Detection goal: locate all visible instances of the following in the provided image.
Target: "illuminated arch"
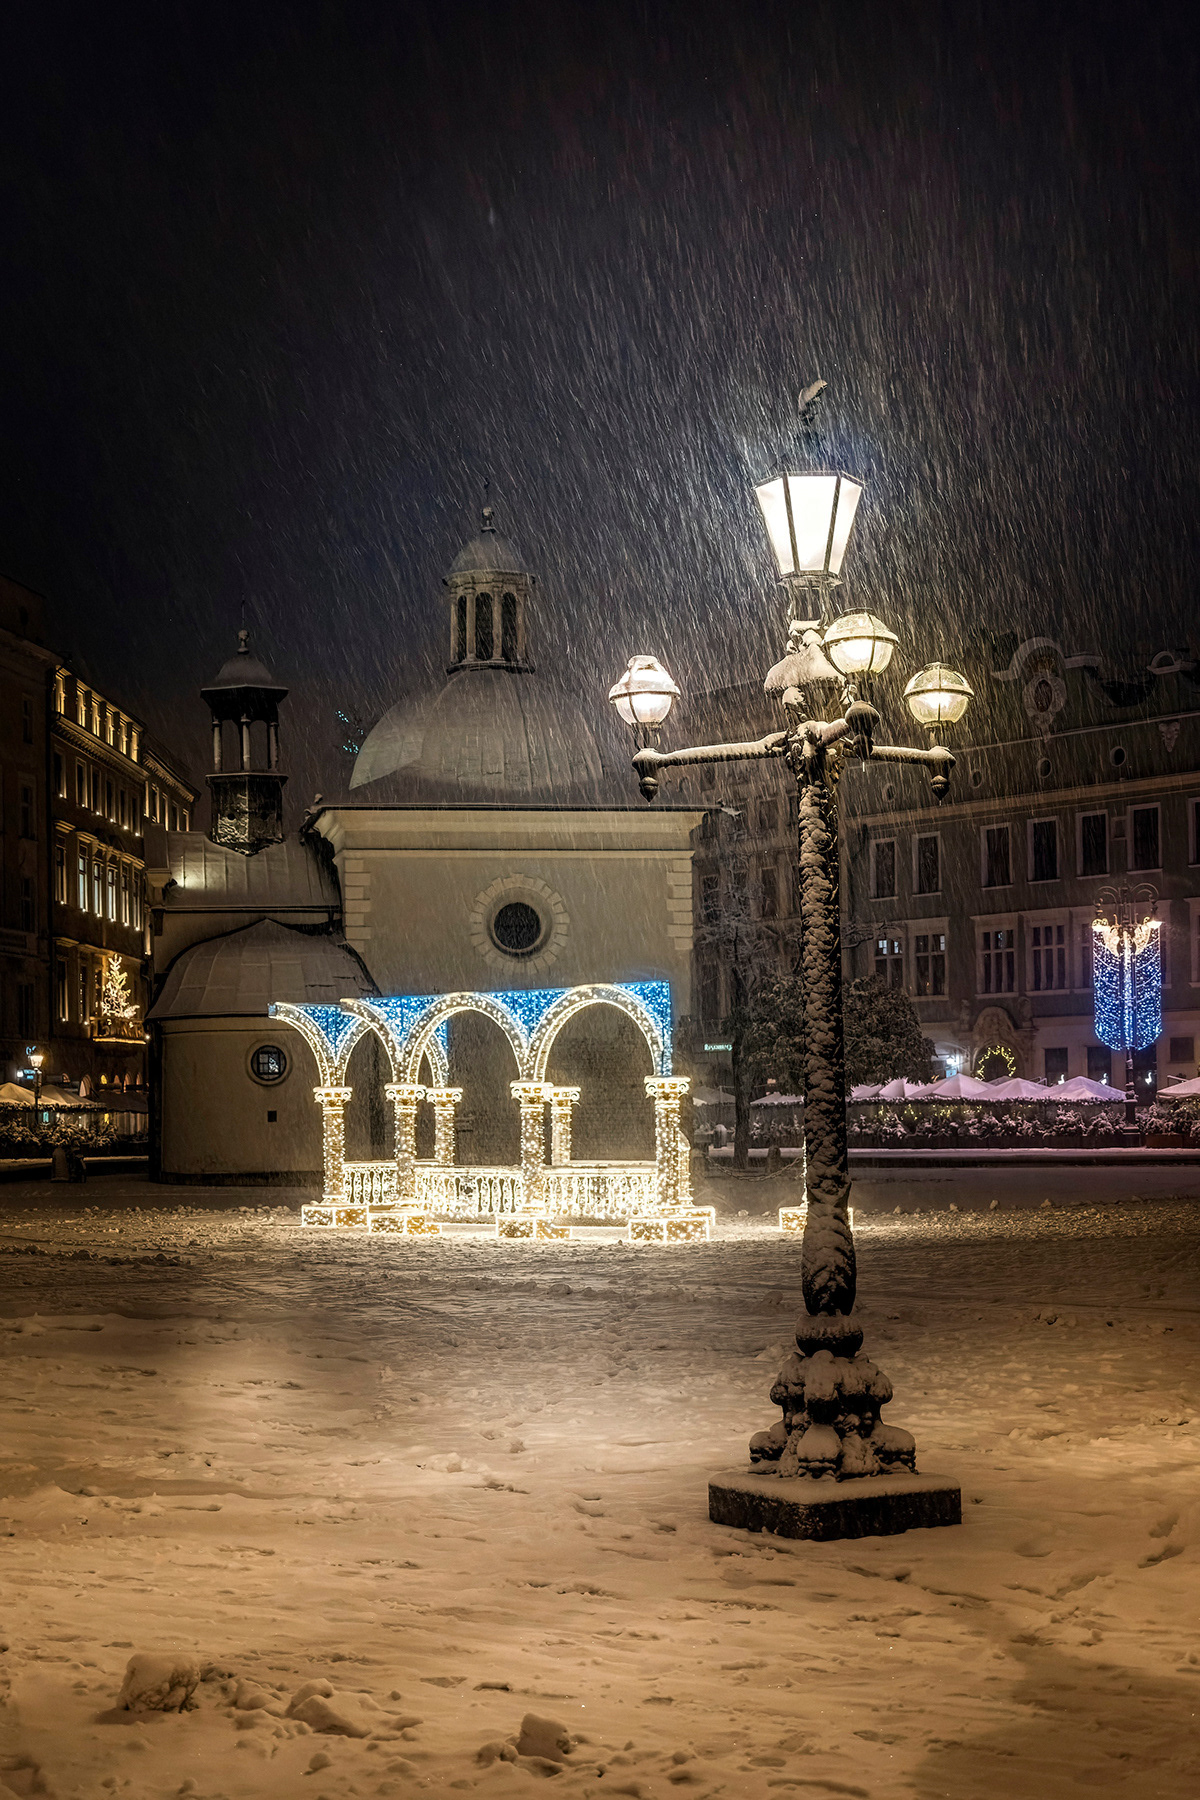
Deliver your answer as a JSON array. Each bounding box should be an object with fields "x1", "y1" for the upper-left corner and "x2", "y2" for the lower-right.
[
  {"x1": 400, "y1": 992, "x2": 529, "y2": 1084},
  {"x1": 269, "y1": 1001, "x2": 376, "y2": 1085},
  {"x1": 529, "y1": 983, "x2": 668, "y2": 1082}
]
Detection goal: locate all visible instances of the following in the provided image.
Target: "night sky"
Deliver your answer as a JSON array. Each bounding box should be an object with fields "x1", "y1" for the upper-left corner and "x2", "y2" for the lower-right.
[{"x1": 1, "y1": 0, "x2": 1196, "y2": 819}]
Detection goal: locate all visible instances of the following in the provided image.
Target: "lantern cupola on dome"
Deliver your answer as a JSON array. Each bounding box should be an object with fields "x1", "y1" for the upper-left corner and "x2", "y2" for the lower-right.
[{"x1": 443, "y1": 507, "x2": 534, "y2": 671}]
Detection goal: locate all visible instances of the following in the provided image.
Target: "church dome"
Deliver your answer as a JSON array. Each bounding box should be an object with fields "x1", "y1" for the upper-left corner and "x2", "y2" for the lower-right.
[
  {"x1": 350, "y1": 665, "x2": 610, "y2": 802},
  {"x1": 445, "y1": 506, "x2": 529, "y2": 580}
]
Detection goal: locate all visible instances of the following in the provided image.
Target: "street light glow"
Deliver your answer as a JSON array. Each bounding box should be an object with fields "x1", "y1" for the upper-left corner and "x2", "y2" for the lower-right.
[
  {"x1": 753, "y1": 472, "x2": 863, "y2": 582},
  {"x1": 823, "y1": 611, "x2": 899, "y2": 677},
  {"x1": 607, "y1": 655, "x2": 680, "y2": 727},
  {"x1": 903, "y1": 662, "x2": 975, "y2": 727}
]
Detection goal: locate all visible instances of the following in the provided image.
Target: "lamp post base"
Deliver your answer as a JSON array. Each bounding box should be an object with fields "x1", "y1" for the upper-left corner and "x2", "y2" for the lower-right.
[{"x1": 708, "y1": 1467, "x2": 961, "y2": 1541}]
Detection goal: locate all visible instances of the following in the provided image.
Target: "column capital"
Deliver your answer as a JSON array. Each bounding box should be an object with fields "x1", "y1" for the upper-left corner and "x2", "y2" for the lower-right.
[
  {"x1": 428, "y1": 1086, "x2": 464, "y2": 1105},
  {"x1": 510, "y1": 1081, "x2": 553, "y2": 1103},
  {"x1": 384, "y1": 1082, "x2": 426, "y2": 1104},
  {"x1": 547, "y1": 1085, "x2": 582, "y2": 1104},
  {"x1": 644, "y1": 1076, "x2": 690, "y2": 1100},
  {"x1": 314, "y1": 1085, "x2": 353, "y2": 1106}
]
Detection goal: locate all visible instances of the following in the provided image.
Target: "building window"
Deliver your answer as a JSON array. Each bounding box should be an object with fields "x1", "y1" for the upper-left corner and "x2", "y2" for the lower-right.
[
  {"x1": 91, "y1": 699, "x2": 100, "y2": 735},
  {"x1": 53, "y1": 678, "x2": 65, "y2": 715},
  {"x1": 1130, "y1": 805, "x2": 1160, "y2": 871},
  {"x1": 94, "y1": 965, "x2": 103, "y2": 1018},
  {"x1": 119, "y1": 719, "x2": 129, "y2": 756},
  {"x1": 130, "y1": 730, "x2": 139, "y2": 762},
  {"x1": 250, "y1": 1044, "x2": 289, "y2": 1084},
  {"x1": 54, "y1": 843, "x2": 67, "y2": 903},
  {"x1": 56, "y1": 961, "x2": 68, "y2": 1021},
  {"x1": 1031, "y1": 923, "x2": 1067, "y2": 991},
  {"x1": 759, "y1": 865, "x2": 779, "y2": 919},
  {"x1": 117, "y1": 789, "x2": 126, "y2": 828},
  {"x1": 19, "y1": 784, "x2": 34, "y2": 839},
  {"x1": 91, "y1": 769, "x2": 101, "y2": 812},
  {"x1": 120, "y1": 864, "x2": 131, "y2": 925},
  {"x1": 699, "y1": 963, "x2": 720, "y2": 1022},
  {"x1": 182, "y1": 811, "x2": 190, "y2": 832},
  {"x1": 501, "y1": 592, "x2": 518, "y2": 661},
  {"x1": 1030, "y1": 819, "x2": 1058, "y2": 882},
  {"x1": 105, "y1": 708, "x2": 115, "y2": 745},
  {"x1": 1087, "y1": 1045, "x2": 1111, "y2": 1085},
  {"x1": 914, "y1": 835, "x2": 940, "y2": 895},
  {"x1": 105, "y1": 778, "x2": 114, "y2": 819},
  {"x1": 53, "y1": 752, "x2": 65, "y2": 798},
  {"x1": 17, "y1": 983, "x2": 34, "y2": 1038},
  {"x1": 1079, "y1": 924, "x2": 1093, "y2": 990},
  {"x1": 21, "y1": 695, "x2": 33, "y2": 744},
  {"x1": 913, "y1": 933, "x2": 946, "y2": 996},
  {"x1": 171, "y1": 803, "x2": 180, "y2": 831},
  {"x1": 76, "y1": 763, "x2": 87, "y2": 806},
  {"x1": 982, "y1": 825, "x2": 1011, "y2": 889},
  {"x1": 1045, "y1": 1047, "x2": 1069, "y2": 1085},
  {"x1": 91, "y1": 857, "x2": 103, "y2": 915},
  {"x1": 79, "y1": 963, "x2": 89, "y2": 1022},
  {"x1": 152, "y1": 786, "x2": 161, "y2": 823},
  {"x1": 77, "y1": 849, "x2": 88, "y2": 910},
  {"x1": 455, "y1": 593, "x2": 467, "y2": 661},
  {"x1": 875, "y1": 936, "x2": 903, "y2": 988},
  {"x1": 77, "y1": 688, "x2": 88, "y2": 727},
  {"x1": 981, "y1": 928, "x2": 1016, "y2": 994},
  {"x1": 20, "y1": 877, "x2": 34, "y2": 931},
  {"x1": 757, "y1": 796, "x2": 778, "y2": 833},
  {"x1": 1079, "y1": 812, "x2": 1108, "y2": 877},
  {"x1": 106, "y1": 862, "x2": 118, "y2": 920},
  {"x1": 871, "y1": 839, "x2": 896, "y2": 900},
  {"x1": 1169, "y1": 1035, "x2": 1195, "y2": 1066},
  {"x1": 474, "y1": 593, "x2": 494, "y2": 660},
  {"x1": 132, "y1": 873, "x2": 143, "y2": 931}
]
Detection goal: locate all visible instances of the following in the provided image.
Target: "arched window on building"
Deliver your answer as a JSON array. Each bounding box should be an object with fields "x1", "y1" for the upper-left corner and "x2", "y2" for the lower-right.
[
  {"x1": 456, "y1": 593, "x2": 468, "y2": 661},
  {"x1": 501, "y1": 592, "x2": 518, "y2": 661},
  {"x1": 474, "y1": 593, "x2": 494, "y2": 661}
]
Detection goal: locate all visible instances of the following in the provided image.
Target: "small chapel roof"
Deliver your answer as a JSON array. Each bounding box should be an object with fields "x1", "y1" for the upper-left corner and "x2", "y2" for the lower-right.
[
  {"x1": 160, "y1": 832, "x2": 339, "y2": 910},
  {"x1": 446, "y1": 508, "x2": 528, "y2": 579},
  {"x1": 147, "y1": 919, "x2": 374, "y2": 1021}
]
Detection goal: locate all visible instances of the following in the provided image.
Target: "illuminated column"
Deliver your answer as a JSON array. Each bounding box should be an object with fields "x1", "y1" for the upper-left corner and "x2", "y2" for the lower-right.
[
  {"x1": 314, "y1": 1086, "x2": 353, "y2": 1205},
  {"x1": 548, "y1": 1086, "x2": 581, "y2": 1165},
  {"x1": 644, "y1": 1076, "x2": 691, "y2": 1211},
  {"x1": 428, "y1": 1087, "x2": 463, "y2": 1166},
  {"x1": 511, "y1": 1081, "x2": 551, "y2": 1211},
  {"x1": 384, "y1": 1082, "x2": 425, "y2": 1200}
]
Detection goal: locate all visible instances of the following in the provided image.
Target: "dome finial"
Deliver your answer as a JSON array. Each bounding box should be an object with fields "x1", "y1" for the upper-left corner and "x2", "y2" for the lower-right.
[{"x1": 481, "y1": 504, "x2": 495, "y2": 531}]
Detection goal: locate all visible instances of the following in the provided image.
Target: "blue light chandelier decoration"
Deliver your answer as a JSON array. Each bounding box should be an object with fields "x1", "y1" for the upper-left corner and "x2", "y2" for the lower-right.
[{"x1": 1092, "y1": 886, "x2": 1162, "y2": 1054}]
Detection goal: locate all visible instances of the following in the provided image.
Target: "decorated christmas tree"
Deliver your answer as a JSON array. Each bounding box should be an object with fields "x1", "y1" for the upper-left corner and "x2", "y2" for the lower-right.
[{"x1": 97, "y1": 958, "x2": 140, "y2": 1037}]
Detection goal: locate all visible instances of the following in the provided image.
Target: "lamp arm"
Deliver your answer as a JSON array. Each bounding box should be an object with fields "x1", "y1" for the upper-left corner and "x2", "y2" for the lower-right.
[
  {"x1": 867, "y1": 739, "x2": 956, "y2": 801},
  {"x1": 631, "y1": 732, "x2": 789, "y2": 799}
]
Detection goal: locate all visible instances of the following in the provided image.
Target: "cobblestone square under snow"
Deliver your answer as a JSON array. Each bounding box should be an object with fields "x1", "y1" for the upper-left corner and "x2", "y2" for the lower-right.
[{"x1": 0, "y1": 1169, "x2": 1197, "y2": 1799}]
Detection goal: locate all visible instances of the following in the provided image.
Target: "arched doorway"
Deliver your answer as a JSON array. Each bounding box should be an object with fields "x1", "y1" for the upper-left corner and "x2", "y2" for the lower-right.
[
  {"x1": 445, "y1": 1011, "x2": 522, "y2": 1166},
  {"x1": 544, "y1": 1003, "x2": 654, "y2": 1161}
]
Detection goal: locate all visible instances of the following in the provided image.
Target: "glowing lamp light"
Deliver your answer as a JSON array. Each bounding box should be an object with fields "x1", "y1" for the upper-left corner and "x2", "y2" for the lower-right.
[
  {"x1": 823, "y1": 611, "x2": 899, "y2": 678},
  {"x1": 903, "y1": 663, "x2": 974, "y2": 728},
  {"x1": 608, "y1": 655, "x2": 680, "y2": 728},
  {"x1": 754, "y1": 472, "x2": 863, "y2": 581},
  {"x1": 28, "y1": 1048, "x2": 44, "y2": 1071}
]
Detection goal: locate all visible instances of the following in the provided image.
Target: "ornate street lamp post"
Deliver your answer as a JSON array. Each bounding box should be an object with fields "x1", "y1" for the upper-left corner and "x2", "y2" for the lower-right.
[
  {"x1": 28, "y1": 1047, "x2": 44, "y2": 1112},
  {"x1": 609, "y1": 424, "x2": 973, "y2": 1539}
]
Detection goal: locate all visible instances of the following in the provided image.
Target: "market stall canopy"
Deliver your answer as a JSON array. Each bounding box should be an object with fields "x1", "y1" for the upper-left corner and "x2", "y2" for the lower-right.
[
  {"x1": 1158, "y1": 1076, "x2": 1200, "y2": 1099},
  {"x1": 692, "y1": 1088, "x2": 735, "y2": 1107},
  {"x1": 925, "y1": 1074, "x2": 1004, "y2": 1100},
  {"x1": 751, "y1": 1092, "x2": 804, "y2": 1106},
  {"x1": 988, "y1": 1078, "x2": 1056, "y2": 1101},
  {"x1": 0, "y1": 1082, "x2": 33, "y2": 1106},
  {"x1": 1054, "y1": 1076, "x2": 1128, "y2": 1102},
  {"x1": 876, "y1": 1078, "x2": 941, "y2": 1100},
  {"x1": 850, "y1": 1084, "x2": 881, "y2": 1101}
]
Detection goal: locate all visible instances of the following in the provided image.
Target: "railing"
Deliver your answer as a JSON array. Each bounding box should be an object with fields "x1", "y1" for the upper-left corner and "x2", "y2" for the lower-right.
[
  {"x1": 345, "y1": 1161, "x2": 399, "y2": 1204},
  {"x1": 544, "y1": 1162, "x2": 657, "y2": 1219},
  {"x1": 416, "y1": 1164, "x2": 524, "y2": 1214}
]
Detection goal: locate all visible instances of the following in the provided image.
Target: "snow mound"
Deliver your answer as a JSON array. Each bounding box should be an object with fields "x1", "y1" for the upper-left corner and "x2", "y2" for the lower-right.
[{"x1": 115, "y1": 1653, "x2": 201, "y2": 1713}]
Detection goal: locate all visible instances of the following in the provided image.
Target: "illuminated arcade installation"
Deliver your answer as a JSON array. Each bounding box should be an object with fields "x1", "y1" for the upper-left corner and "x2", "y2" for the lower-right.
[
  {"x1": 1092, "y1": 882, "x2": 1162, "y2": 1135},
  {"x1": 269, "y1": 980, "x2": 713, "y2": 1242}
]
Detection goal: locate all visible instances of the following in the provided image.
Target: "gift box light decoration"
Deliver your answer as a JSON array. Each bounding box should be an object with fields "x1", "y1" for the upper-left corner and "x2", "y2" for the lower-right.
[{"x1": 272, "y1": 980, "x2": 707, "y2": 1241}]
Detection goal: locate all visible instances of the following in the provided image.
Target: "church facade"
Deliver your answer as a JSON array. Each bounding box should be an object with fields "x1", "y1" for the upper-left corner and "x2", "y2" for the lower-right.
[{"x1": 147, "y1": 515, "x2": 701, "y2": 1183}]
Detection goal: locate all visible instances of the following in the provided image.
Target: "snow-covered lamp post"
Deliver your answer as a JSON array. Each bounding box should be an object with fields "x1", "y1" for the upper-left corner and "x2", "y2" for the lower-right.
[
  {"x1": 1092, "y1": 883, "x2": 1162, "y2": 1138},
  {"x1": 609, "y1": 435, "x2": 973, "y2": 1539}
]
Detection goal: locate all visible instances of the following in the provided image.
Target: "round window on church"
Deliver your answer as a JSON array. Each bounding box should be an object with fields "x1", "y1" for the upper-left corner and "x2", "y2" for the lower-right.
[
  {"x1": 490, "y1": 901, "x2": 545, "y2": 957},
  {"x1": 249, "y1": 1043, "x2": 289, "y2": 1084}
]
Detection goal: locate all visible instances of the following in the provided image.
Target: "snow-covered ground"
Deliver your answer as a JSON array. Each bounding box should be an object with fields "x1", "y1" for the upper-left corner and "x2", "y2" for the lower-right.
[{"x1": 0, "y1": 1169, "x2": 1197, "y2": 1799}]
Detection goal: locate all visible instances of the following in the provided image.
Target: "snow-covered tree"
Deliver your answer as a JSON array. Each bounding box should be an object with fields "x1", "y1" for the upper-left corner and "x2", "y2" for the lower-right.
[{"x1": 843, "y1": 977, "x2": 934, "y2": 1087}]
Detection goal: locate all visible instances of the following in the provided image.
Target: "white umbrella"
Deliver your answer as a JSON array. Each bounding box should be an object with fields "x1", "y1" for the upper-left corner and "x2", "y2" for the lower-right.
[
  {"x1": 989, "y1": 1077, "x2": 1054, "y2": 1101},
  {"x1": 850, "y1": 1084, "x2": 881, "y2": 1100},
  {"x1": 1055, "y1": 1076, "x2": 1128, "y2": 1103},
  {"x1": 0, "y1": 1081, "x2": 34, "y2": 1106},
  {"x1": 925, "y1": 1073, "x2": 1004, "y2": 1100},
  {"x1": 1156, "y1": 1076, "x2": 1200, "y2": 1099}
]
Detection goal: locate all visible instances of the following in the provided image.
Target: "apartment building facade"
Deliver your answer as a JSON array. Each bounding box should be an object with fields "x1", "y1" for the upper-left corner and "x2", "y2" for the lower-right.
[{"x1": 688, "y1": 637, "x2": 1200, "y2": 1096}]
